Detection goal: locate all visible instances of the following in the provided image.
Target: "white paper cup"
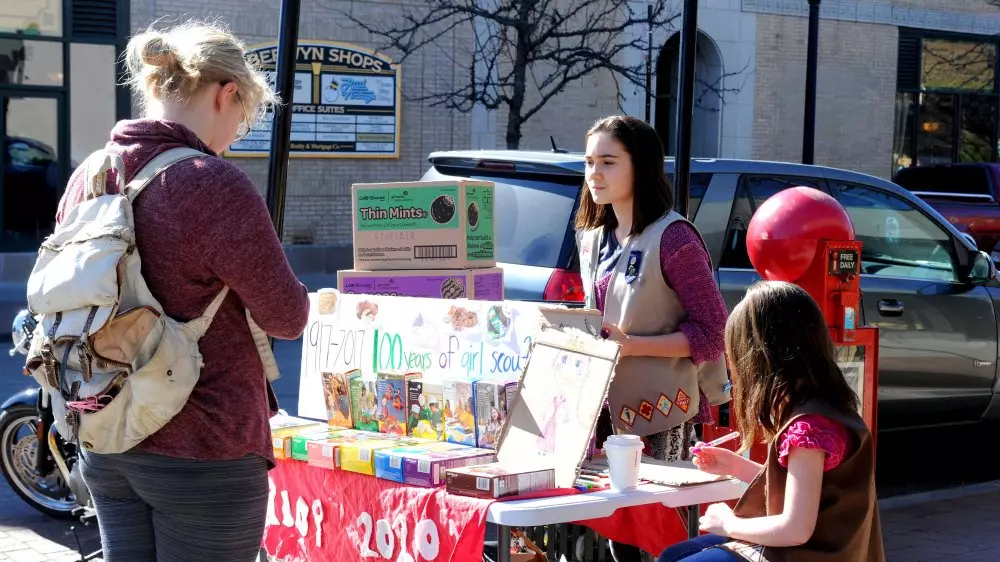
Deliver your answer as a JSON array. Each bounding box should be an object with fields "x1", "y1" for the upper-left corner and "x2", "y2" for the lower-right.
[{"x1": 604, "y1": 434, "x2": 643, "y2": 491}]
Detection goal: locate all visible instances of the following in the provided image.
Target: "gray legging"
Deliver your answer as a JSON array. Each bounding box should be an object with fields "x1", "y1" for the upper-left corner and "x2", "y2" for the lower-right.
[{"x1": 80, "y1": 448, "x2": 269, "y2": 562}]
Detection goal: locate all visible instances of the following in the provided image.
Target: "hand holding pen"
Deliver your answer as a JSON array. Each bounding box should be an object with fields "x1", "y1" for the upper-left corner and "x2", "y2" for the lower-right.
[{"x1": 690, "y1": 432, "x2": 742, "y2": 477}]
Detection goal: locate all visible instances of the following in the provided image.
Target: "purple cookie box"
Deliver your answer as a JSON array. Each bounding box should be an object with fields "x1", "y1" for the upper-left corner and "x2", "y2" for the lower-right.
[
  {"x1": 402, "y1": 449, "x2": 496, "y2": 487},
  {"x1": 338, "y1": 269, "x2": 503, "y2": 301}
]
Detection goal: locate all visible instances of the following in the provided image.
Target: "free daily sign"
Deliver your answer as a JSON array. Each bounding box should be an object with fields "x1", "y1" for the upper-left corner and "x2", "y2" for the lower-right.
[{"x1": 297, "y1": 291, "x2": 601, "y2": 421}]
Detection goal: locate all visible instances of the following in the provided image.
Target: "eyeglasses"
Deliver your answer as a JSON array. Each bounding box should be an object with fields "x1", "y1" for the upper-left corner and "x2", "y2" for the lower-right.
[{"x1": 235, "y1": 90, "x2": 251, "y2": 141}]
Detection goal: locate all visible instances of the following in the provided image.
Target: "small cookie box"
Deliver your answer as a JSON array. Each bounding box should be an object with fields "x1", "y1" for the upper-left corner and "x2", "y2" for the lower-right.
[
  {"x1": 291, "y1": 428, "x2": 348, "y2": 461},
  {"x1": 349, "y1": 377, "x2": 380, "y2": 432},
  {"x1": 473, "y1": 378, "x2": 520, "y2": 449},
  {"x1": 321, "y1": 369, "x2": 361, "y2": 429},
  {"x1": 407, "y1": 379, "x2": 445, "y2": 441},
  {"x1": 340, "y1": 437, "x2": 426, "y2": 476},
  {"x1": 376, "y1": 371, "x2": 421, "y2": 435},
  {"x1": 445, "y1": 462, "x2": 556, "y2": 500},
  {"x1": 337, "y1": 268, "x2": 504, "y2": 301},
  {"x1": 305, "y1": 429, "x2": 383, "y2": 469},
  {"x1": 374, "y1": 442, "x2": 496, "y2": 487},
  {"x1": 442, "y1": 379, "x2": 477, "y2": 446},
  {"x1": 270, "y1": 416, "x2": 328, "y2": 460}
]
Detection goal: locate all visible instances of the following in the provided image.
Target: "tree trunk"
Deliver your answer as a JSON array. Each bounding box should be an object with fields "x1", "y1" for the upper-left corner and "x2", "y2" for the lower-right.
[{"x1": 505, "y1": 4, "x2": 533, "y2": 150}]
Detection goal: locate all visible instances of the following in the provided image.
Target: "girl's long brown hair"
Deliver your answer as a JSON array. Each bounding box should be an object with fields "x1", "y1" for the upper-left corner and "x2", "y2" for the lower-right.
[{"x1": 725, "y1": 281, "x2": 859, "y2": 452}]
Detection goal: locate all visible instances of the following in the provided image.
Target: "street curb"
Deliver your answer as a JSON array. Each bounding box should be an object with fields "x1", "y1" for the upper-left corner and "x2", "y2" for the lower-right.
[{"x1": 879, "y1": 480, "x2": 1000, "y2": 511}]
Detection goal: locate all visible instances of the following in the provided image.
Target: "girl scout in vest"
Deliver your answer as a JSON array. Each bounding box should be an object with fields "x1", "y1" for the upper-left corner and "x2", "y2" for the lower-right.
[
  {"x1": 659, "y1": 281, "x2": 884, "y2": 562},
  {"x1": 574, "y1": 115, "x2": 731, "y2": 559}
]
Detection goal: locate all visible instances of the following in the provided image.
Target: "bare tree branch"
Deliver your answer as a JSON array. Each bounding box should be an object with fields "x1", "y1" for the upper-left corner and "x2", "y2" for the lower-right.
[{"x1": 340, "y1": 0, "x2": 746, "y2": 149}]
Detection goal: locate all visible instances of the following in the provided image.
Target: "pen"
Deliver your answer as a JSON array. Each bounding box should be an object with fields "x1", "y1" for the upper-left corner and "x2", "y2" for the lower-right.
[{"x1": 690, "y1": 431, "x2": 740, "y2": 454}]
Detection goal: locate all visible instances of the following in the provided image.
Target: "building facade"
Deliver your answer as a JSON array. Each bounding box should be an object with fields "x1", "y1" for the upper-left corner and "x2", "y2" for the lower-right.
[{"x1": 3, "y1": 0, "x2": 1000, "y2": 254}]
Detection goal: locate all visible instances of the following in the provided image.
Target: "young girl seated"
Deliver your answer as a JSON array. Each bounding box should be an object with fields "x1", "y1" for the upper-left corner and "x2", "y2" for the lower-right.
[{"x1": 659, "y1": 281, "x2": 884, "y2": 562}]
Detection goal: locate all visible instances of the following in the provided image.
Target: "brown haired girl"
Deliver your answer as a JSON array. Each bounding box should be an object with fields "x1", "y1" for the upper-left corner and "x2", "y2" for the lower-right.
[
  {"x1": 57, "y1": 19, "x2": 309, "y2": 561},
  {"x1": 575, "y1": 115, "x2": 730, "y2": 560},
  {"x1": 658, "y1": 281, "x2": 884, "y2": 562}
]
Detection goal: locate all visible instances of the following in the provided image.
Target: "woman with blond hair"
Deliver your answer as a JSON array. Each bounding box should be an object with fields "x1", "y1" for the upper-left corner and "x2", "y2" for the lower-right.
[{"x1": 56, "y1": 20, "x2": 310, "y2": 561}]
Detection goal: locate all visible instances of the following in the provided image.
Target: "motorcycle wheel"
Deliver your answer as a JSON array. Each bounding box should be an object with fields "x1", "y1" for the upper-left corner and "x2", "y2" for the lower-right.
[{"x1": 0, "y1": 404, "x2": 77, "y2": 519}]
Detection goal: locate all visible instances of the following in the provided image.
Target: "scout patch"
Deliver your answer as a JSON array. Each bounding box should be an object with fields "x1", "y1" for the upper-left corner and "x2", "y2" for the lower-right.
[
  {"x1": 674, "y1": 389, "x2": 691, "y2": 413},
  {"x1": 624, "y1": 251, "x2": 642, "y2": 284},
  {"x1": 656, "y1": 394, "x2": 673, "y2": 417},
  {"x1": 619, "y1": 406, "x2": 636, "y2": 427},
  {"x1": 637, "y1": 400, "x2": 654, "y2": 421}
]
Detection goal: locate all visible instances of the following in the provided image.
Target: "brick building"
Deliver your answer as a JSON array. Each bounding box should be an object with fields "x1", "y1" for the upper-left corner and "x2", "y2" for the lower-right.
[{"x1": 2, "y1": 0, "x2": 1000, "y2": 257}]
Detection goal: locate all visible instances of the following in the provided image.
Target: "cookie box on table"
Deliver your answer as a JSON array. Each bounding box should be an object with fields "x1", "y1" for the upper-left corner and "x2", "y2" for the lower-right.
[
  {"x1": 291, "y1": 428, "x2": 352, "y2": 461},
  {"x1": 270, "y1": 417, "x2": 328, "y2": 460},
  {"x1": 375, "y1": 442, "x2": 496, "y2": 486},
  {"x1": 351, "y1": 179, "x2": 496, "y2": 270},
  {"x1": 445, "y1": 462, "x2": 556, "y2": 500},
  {"x1": 337, "y1": 268, "x2": 503, "y2": 301},
  {"x1": 305, "y1": 429, "x2": 384, "y2": 470},
  {"x1": 442, "y1": 379, "x2": 477, "y2": 446},
  {"x1": 340, "y1": 437, "x2": 427, "y2": 476},
  {"x1": 376, "y1": 371, "x2": 420, "y2": 435}
]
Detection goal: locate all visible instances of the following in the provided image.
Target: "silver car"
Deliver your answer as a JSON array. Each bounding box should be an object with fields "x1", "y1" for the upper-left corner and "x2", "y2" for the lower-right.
[{"x1": 423, "y1": 150, "x2": 1000, "y2": 433}]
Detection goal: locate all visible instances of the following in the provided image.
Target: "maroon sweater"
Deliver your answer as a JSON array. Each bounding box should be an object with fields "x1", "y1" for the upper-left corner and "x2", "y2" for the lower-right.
[{"x1": 56, "y1": 119, "x2": 310, "y2": 465}]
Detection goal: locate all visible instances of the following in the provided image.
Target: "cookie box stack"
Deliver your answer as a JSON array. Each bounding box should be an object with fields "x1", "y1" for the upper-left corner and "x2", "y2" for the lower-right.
[{"x1": 339, "y1": 180, "x2": 503, "y2": 301}]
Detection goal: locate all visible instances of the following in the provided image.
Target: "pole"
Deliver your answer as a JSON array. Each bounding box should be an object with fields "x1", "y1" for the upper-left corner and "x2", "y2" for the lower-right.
[
  {"x1": 802, "y1": 0, "x2": 820, "y2": 165},
  {"x1": 673, "y1": 0, "x2": 698, "y2": 220},
  {"x1": 645, "y1": 4, "x2": 653, "y2": 123},
  {"x1": 266, "y1": 0, "x2": 302, "y2": 239}
]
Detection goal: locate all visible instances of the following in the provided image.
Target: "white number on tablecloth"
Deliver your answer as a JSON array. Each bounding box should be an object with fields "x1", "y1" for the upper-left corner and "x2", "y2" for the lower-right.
[
  {"x1": 357, "y1": 512, "x2": 379, "y2": 557},
  {"x1": 266, "y1": 477, "x2": 280, "y2": 526},
  {"x1": 414, "y1": 518, "x2": 441, "y2": 561},
  {"x1": 355, "y1": 512, "x2": 441, "y2": 561},
  {"x1": 393, "y1": 515, "x2": 415, "y2": 562},
  {"x1": 375, "y1": 518, "x2": 394, "y2": 557},
  {"x1": 295, "y1": 497, "x2": 310, "y2": 537},
  {"x1": 313, "y1": 500, "x2": 324, "y2": 548}
]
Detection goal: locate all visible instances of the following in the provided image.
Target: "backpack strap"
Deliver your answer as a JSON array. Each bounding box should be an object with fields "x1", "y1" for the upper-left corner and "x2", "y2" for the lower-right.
[
  {"x1": 124, "y1": 147, "x2": 204, "y2": 202},
  {"x1": 83, "y1": 150, "x2": 125, "y2": 199}
]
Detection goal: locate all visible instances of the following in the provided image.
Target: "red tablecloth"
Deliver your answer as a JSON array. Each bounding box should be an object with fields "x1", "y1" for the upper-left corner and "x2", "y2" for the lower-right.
[{"x1": 263, "y1": 459, "x2": 688, "y2": 561}]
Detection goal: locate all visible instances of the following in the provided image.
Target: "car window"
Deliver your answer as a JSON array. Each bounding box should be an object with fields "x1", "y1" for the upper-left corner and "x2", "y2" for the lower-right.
[
  {"x1": 684, "y1": 173, "x2": 712, "y2": 220},
  {"x1": 832, "y1": 181, "x2": 957, "y2": 282},
  {"x1": 894, "y1": 165, "x2": 993, "y2": 197},
  {"x1": 719, "y1": 175, "x2": 822, "y2": 269}
]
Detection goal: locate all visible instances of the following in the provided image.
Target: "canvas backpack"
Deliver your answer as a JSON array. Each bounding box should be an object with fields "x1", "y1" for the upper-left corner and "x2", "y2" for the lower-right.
[{"x1": 23, "y1": 147, "x2": 281, "y2": 454}]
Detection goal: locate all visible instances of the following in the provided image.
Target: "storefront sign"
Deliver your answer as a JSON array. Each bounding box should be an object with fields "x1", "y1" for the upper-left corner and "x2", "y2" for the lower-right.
[
  {"x1": 297, "y1": 292, "x2": 601, "y2": 421},
  {"x1": 263, "y1": 459, "x2": 490, "y2": 562},
  {"x1": 227, "y1": 40, "x2": 400, "y2": 159}
]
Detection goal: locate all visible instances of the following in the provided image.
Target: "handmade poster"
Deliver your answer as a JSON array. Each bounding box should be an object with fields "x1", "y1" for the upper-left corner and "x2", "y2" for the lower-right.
[
  {"x1": 495, "y1": 326, "x2": 621, "y2": 488},
  {"x1": 298, "y1": 291, "x2": 602, "y2": 420}
]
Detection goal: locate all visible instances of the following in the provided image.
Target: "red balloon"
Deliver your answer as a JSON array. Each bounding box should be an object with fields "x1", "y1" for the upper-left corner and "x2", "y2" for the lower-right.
[{"x1": 747, "y1": 186, "x2": 855, "y2": 282}]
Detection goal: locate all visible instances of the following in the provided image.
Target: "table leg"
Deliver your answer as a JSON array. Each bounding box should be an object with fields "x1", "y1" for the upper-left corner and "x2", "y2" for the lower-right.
[
  {"x1": 686, "y1": 505, "x2": 700, "y2": 538},
  {"x1": 496, "y1": 525, "x2": 511, "y2": 562}
]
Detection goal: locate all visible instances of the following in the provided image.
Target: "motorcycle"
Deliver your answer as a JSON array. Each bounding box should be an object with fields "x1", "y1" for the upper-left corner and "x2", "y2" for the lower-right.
[{"x1": 0, "y1": 309, "x2": 96, "y2": 530}]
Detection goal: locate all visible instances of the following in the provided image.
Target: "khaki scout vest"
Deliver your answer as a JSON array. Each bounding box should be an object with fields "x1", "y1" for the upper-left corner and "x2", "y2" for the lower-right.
[
  {"x1": 722, "y1": 400, "x2": 885, "y2": 562},
  {"x1": 577, "y1": 211, "x2": 730, "y2": 436}
]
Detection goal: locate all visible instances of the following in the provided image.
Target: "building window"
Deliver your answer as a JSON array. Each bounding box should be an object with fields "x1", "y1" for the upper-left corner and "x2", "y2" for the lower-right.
[{"x1": 893, "y1": 30, "x2": 1000, "y2": 173}]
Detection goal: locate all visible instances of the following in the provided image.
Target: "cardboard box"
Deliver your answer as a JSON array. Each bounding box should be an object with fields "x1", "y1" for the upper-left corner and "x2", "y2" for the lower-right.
[
  {"x1": 407, "y1": 379, "x2": 445, "y2": 441},
  {"x1": 376, "y1": 371, "x2": 420, "y2": 435},
  {"x1": 291, "y1": 428, "x2": 348, "y2": 461},
  {"x1": 340, "y1": 437, "x2": 425, "y2": 476},
  {"x1": 270, "y1": 419, "x2": 328, "y2": 460},
  {"x1": 349, "y1": 377, "x2": 381, "y2": 432},
  {"x1": 442, "y1": 379, "x2": 477, "y2": 446},
  {"x1": 446, "y1": 462, "x2": 556, "y2": 500},
  {"x1": 473, "y1": 378, "x2": 519, "y2": 449},
  {"x1": 321, "y1": 369, "x2": 362, "y2": 429},
  {"x1": 337, "y1": 268, "x2": 504, "y2": 301},
  {"x1": 352, "y1": 180, "x2": 496, "y2": 270},
  {"x1": 376, "y1": 443, "x2": 496, "y2": 487}
]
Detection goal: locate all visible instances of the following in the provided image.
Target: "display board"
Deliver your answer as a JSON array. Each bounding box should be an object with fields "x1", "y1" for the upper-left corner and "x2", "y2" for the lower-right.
[
  {"x1": 297, "y1": 291, "x2": 602, "y2": 420},
  {"x1": 227, "y1": 40, "x2": 401, "y2": 158}
]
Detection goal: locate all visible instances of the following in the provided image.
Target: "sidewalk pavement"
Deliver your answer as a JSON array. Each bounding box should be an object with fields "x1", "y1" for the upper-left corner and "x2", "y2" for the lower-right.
[{"x1": 2, "y1": 482, "x2": 998, "y2": 561}]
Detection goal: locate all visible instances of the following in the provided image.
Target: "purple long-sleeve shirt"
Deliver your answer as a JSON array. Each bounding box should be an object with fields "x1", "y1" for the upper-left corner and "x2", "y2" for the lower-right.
[
  {"x1": 594, "y1": 221, "x2": 728, "y2": 424},
  {"x1": 56, "y1": 119, "x2": 310, "y2": 465}
]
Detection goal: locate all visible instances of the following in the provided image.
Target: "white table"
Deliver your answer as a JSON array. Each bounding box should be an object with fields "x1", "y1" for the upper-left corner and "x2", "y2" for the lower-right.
[{"x1": 485, "y1": 479, "x2": 746, "y2": 560}]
